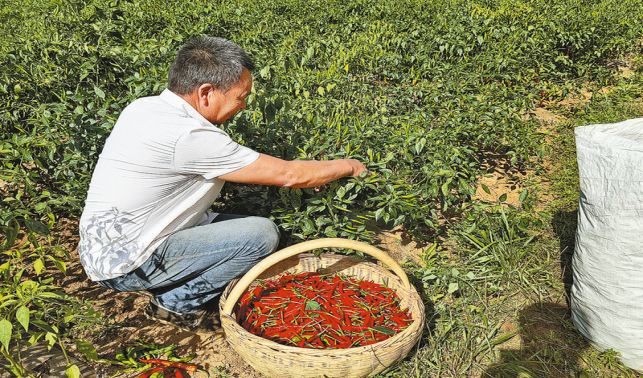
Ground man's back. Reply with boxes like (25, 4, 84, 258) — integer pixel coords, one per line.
(78, 90, 258, 281)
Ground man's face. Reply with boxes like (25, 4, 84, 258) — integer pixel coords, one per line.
(205, 68, 253, 124)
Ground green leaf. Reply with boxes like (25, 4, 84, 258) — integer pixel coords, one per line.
(370, 326, 395, 336)
(0, 299, 19, 309)
(440, 182, 448, 197)
(498, 193, 508, 202)
(415, 138, 426, 154)
(374, 207, 384, 221)
(448, 282, 459, 294)
(481, 184, 491, 195)
(66, 364, 81, 378)
(94, 86, 105, 99)
(31, 320, 56, 333)
(75, 340, 98, 361)
(54, 258, 66, 275)
(25, 219, 50, 236)
(45, 332, 57, 348)
(28, 332, 45, 345)
(1, 364, 20, 377)
(0, 220, 18, 249)
(46, 255, 66, 275)
(259, 66, 270, 79)
(519, 189, 529, 204)
(34, 258, 45, 274)
(305, 300, 322, 311)
(301, 219, 315, 233)
(16, 306, 29, 331)
(37, 291, 68, 300)
(0, 319, 12, 350)
(336, 186, 346, 199)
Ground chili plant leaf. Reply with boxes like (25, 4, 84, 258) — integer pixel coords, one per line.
(481, 184, 491, 195)
(374, 207, 384, 221)
(65, 364, 81, 378)
(24, 219, 50, 236)
(305, 300, 322, 311)
(34, 257, 45, 275)
(0, 319, 12, 350)
(93, 86, 105, 100)
(75, 340, 98, 361)
(0, 300, 19, 309)
(45, 332, 57, 348)
(1, 364, 20, 377)
(16, 306, 29, 331)
(31, 319, 57, 333)
(371, 326, 395, 336)
(0, 261, 9, 275)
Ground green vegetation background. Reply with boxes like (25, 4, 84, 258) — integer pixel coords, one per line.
(2, 0, 643, 376)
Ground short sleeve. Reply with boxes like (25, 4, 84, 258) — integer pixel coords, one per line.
(174, 127, 260, 179)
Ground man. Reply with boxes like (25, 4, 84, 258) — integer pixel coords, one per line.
(78, 36, 367, 333)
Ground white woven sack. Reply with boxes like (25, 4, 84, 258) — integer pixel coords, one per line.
(572, 117, 643, 372)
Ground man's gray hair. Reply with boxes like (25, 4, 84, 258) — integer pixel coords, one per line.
(168, 36, 254, 95)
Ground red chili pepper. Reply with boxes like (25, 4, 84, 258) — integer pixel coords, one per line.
(138, 360, 197, 372)
(235, 272, 413, 349)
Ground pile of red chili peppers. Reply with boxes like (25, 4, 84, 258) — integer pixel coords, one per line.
(235, 272, 413, 348)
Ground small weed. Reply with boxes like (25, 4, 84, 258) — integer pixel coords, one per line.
(211, 365, 233, 378)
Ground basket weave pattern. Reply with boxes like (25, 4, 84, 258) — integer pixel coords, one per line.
(220, 252, 425, 378)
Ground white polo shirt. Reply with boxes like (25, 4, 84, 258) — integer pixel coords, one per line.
(78, 89, 259, 281)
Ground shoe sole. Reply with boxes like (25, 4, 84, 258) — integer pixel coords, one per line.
(144, 306, 225, 334)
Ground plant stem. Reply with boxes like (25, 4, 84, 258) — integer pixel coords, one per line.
(1, 346, 35, 378)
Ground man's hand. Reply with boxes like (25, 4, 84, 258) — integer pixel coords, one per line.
(346, 159, 369, 178)
(218, 154, 368, 188)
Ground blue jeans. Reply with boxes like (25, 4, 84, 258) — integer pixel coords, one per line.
(97, 214, 280, 314)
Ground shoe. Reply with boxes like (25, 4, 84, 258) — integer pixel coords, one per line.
(144, 299, 222, 333)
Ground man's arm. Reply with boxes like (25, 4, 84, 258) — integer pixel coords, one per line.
(218, 154, 367, 188)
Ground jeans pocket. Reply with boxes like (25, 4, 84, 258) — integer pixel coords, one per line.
(98, 276, 148, 292)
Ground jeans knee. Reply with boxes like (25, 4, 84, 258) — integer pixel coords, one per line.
(248, 216, 280, 255)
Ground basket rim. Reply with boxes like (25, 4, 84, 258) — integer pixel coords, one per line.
(219, 252, 425, 354)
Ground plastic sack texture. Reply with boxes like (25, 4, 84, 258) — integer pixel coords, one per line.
(572, 117, 643, 372)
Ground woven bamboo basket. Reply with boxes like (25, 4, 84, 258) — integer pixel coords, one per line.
(219, 238, 425, 378)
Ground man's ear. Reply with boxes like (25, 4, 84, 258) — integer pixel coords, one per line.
(196, 83, 215, 106)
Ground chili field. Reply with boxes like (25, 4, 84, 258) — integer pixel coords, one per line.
(1, 0, 643, 377)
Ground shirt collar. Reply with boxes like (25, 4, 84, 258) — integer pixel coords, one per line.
(159, 89, 213, 127)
